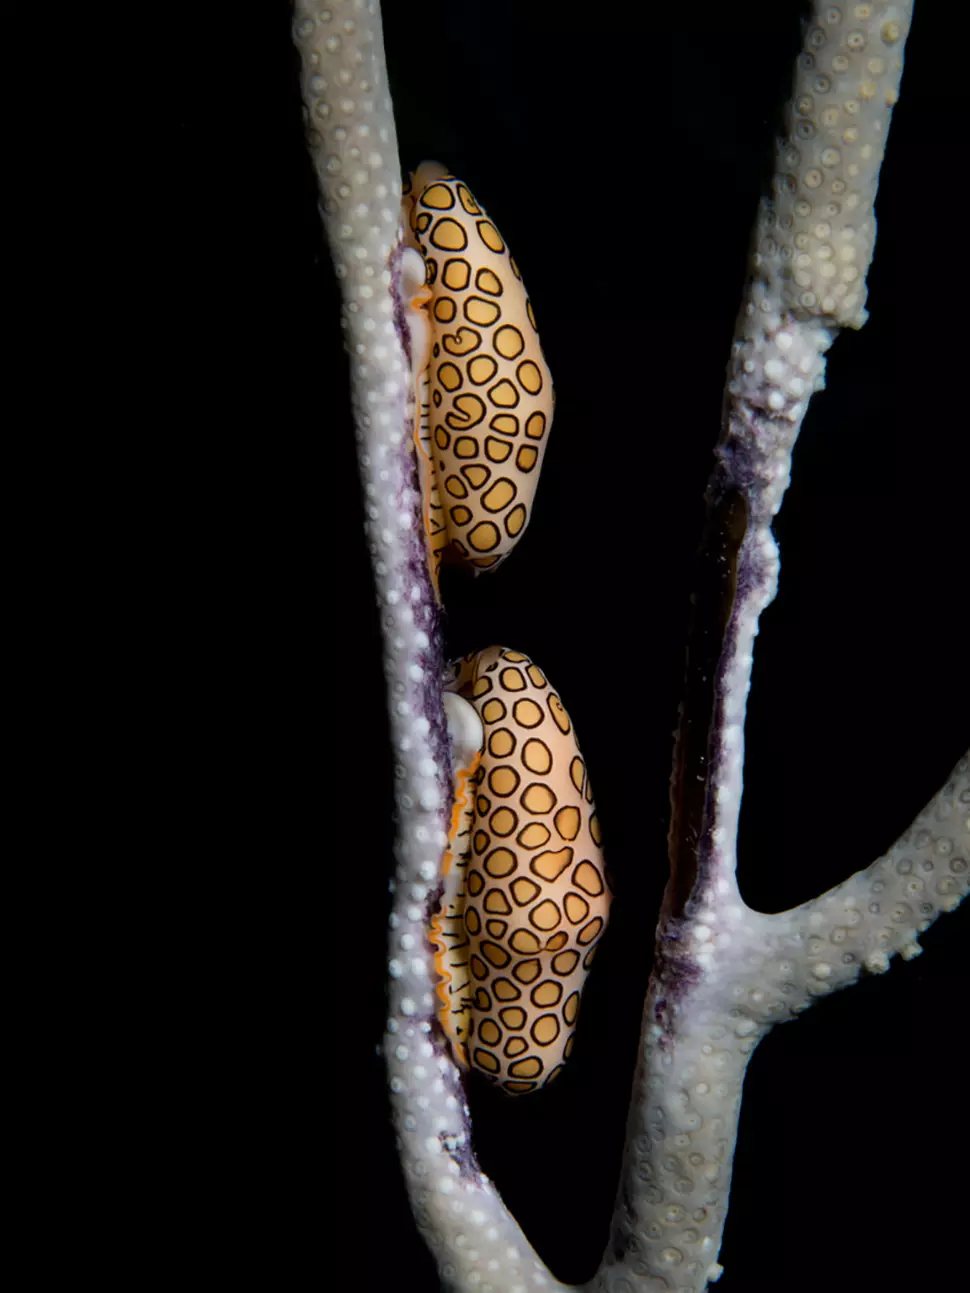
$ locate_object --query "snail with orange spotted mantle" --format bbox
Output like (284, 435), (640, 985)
(400, 162), (554, 597)
(434, 646), (611, 1093)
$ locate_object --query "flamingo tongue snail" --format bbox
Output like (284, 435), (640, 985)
(400, 164), (555, 596)
(432, 646), (611, 1094)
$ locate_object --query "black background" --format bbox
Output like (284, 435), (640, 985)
(151, 3), (969, 1290)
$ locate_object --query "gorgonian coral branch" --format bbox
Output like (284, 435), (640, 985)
(293, 3), (563, 1288)
(293, 2), (967, 1290)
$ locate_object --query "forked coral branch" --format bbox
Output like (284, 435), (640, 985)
(292, 2), (967, 1288)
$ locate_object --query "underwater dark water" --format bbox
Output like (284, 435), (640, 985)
(156, 4), (969, 1290)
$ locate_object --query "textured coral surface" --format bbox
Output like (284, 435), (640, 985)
(281, 1), (970, 1289)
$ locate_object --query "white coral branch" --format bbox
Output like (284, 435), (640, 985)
(293, 3), (561, 1288)
(292, 2), (966, 1290)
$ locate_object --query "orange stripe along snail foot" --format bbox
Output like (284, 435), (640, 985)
(432, 646), (611, 1094)
(401, 165), (554, 599)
